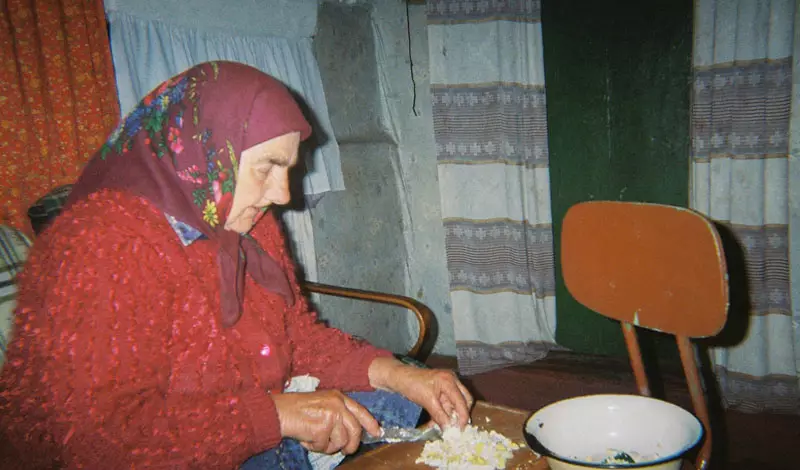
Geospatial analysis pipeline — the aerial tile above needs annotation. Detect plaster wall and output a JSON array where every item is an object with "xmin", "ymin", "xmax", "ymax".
[{"xmin": 311, "ymin": 1, "xmax": 455, "ymax": 355}]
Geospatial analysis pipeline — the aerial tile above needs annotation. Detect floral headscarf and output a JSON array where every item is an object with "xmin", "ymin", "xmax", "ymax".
[{"xmin": 67, "ymin": 61, "xmax": 312, "ymax": 327}]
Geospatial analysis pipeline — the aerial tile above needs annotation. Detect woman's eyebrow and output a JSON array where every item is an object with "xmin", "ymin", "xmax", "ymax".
[
  {"xmin": 268, "ymin": 152, "xmax": 299, "ymax": 167},
  {"xmin": 264, "ymin": 154, "xmax": 290, "ymax": 165}
]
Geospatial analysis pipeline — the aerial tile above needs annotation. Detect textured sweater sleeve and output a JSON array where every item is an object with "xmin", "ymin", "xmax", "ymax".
[
  {"xmin": 3, "ymin": 197, "xmax": 281, "ymax": 469},
  {"xmin": 251, "ymin": 214, "xmax": 393, "ymax": 391}
]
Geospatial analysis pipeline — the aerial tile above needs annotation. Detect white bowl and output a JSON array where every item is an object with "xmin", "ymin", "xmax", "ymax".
[{"xmin": 523, "ymin": 394, "xmax": 703, "ymax": 470}]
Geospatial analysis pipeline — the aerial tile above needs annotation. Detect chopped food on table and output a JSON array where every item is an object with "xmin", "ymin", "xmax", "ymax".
[{"xmin": 416, "ymin": 424, "xmax": 520, "ymax": 469}]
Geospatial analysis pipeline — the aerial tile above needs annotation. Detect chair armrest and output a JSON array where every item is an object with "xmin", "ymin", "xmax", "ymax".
[{"xmin": 301, "ymin": 281, "xmax": 433, "ymax": 361}]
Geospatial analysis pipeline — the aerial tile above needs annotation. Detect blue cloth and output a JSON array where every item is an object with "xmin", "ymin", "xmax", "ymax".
[
  {"xmin": 164, "ymin": 212, "xmax": 205, "ymax": 246},
  {"xmin": 240, "ymin": 390, "xmax": 422, "ymax": 470}
]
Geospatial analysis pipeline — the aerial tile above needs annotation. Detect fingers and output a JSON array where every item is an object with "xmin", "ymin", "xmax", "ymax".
[
  {"xmin": 339, "ymin": 401, "xmax": 370, "ymax": 455},
  {"xmin": 303, "ymin": 418, "xmax": 358, "ymax": 456},
  {"xmin": 457, "ymin": 381, "xmax": 474, "ymax": 408},
  {"xmin": 442, "ymin": 381, "xmax": 471, "ymax": 428},
  {"xmin": 404, "ymin": 369, "xmax": 469, "ymax": 430},
  {"xmin": 425, "ymin": 389, "xmax": 454, "ymax": 430},
  {"xmin": 304, "ymin": 435, "xmax": 329, "ymax": 453},
  {"xmin": 316, "ymin": 395, "xmax": 378, "ymax": 455},
  {"xmin": 324, "ymin": 421, "xmax": 349, "ymax": 455},
  {"xmin": 276, "ymin": 390, "xmax": 378, "ymax": 456},
  {"xmin": 307, "ymin": 413, "xmax": 337, "ymax": 453},
  {"xmin": 456, "ymin": 383, "xmax": 474, "ymax": 426},
  {"xmin": 343, "ymin": 395, "xmax": 381, "ymax": 438},
  {"xmin": 426, "ymin": 370, "xmax": 472, "ymax": 429},
  {"xmin": 440, "ymin": 394, "xmax": 455, "ymax": 418},
  {"xmin": 450, "ymin": 392, "xmax": 469, "ymax": 429},
  {"xmin": 339, "ymin": 422, "xmax": 363, "ymax": 455}
]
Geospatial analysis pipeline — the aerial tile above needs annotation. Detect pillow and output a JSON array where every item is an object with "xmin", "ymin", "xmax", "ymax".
[
  {"xmin": 0, "ymin": 226, "xmax": 31, "ymax": 370},
  {"xmin": 27, "ymin": 184, "xmax": 74, "ymax": 235}
]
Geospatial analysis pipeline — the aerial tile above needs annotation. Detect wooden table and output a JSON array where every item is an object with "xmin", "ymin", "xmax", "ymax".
[{"xmin": 340, "ymin": 401, "xmax": 548, "ymax": 469}]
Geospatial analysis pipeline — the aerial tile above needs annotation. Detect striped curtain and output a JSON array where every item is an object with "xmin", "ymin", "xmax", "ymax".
[
  {"xmin": 691, "ymin": 0, "xmax": 798, "ymax": 413},
  {"xmin": 427, "ymin": 0, "xmax": 557, "ymax": 375}
]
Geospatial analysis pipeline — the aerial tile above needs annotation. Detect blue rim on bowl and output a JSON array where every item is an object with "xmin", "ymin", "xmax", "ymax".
[{"xmin": 521, "ymin": 395, "xmax": 705, "ymax": 469}]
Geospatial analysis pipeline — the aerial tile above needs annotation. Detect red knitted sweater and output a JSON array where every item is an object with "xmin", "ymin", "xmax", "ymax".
[{"xmin": 0, "ymin": 190, "xmax": 390, "ymax": 469}]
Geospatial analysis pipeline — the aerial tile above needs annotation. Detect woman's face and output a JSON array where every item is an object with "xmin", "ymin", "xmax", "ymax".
[{"xmin": 224, "ymin": 132, "xmax": 301, "ymax": 233}]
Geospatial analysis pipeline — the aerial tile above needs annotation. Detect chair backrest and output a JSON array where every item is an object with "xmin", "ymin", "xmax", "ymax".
[
  {"xmin": 561, "ymin": 201, "xmax": 728, "ymax": 336},
  {"xmin": 561, "ymin": 201, "xmax": 729, "ymax": 470},
  {"xmin": 0, "ymin": 225, "xmax": 32, "ymax": 371}
]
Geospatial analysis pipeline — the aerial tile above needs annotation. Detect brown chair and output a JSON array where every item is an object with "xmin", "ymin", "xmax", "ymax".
[
  {"xmin": 560, "ymin": 201, "xmax": 729, "ymax": 470},
  {"xmin": 301, "ymin": 281, "xmax": 434, "ymax": 361}
]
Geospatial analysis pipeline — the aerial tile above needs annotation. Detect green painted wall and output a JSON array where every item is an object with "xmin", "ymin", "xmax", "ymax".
[{"xmin": 542, "ymin": 0, "xmax": 693, "ymax": 357}]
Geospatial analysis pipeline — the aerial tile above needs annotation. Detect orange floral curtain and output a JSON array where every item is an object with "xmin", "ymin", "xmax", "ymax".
[{"xmin": 0, "ymin": 0, "xmax": 118, "ymax": 234}]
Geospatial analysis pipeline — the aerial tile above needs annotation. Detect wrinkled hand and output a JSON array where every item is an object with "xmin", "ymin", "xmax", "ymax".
[
  {"xmin": 271, "ymin": 390, "xmax": 381, "ymax": 455},
  {"xmin": 369, "ymin": 357, "xmax": 474, "ymax": 430}
]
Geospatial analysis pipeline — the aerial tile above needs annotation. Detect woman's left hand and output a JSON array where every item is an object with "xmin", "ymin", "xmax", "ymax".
[{"xmin": 368, "ymin": 357, "xmax": 474, "ymax": 430}]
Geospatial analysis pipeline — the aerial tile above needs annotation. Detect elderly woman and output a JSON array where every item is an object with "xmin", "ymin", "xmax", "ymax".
[{"xmin": 0, "ymin": 62, "xmax": 471, "ymax": 469}]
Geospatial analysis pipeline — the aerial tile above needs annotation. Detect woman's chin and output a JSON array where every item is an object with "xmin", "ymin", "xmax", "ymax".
[
  {"xmin": 224, "ymin": 216, "xmax": 254, "ymax": 234},
  {"xmin": 225, "ymin": 206, "xmax": 269, "ymax": 233}
]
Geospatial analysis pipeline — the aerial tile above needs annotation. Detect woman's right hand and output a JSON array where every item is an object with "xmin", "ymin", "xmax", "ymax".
[{"xmin": 271, "ymin": 390, "xmax": 382, "ymax": 455}]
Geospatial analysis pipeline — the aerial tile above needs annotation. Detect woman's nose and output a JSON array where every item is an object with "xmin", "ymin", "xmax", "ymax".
[{"xmin": 266, "ymin": 172, "xmax": 291, "ymax": 206}]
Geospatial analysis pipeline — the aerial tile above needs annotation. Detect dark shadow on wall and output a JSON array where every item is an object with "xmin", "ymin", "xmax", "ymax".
[
  {"xmin": 703, "ymin": 222, "xmax": 751, "ymax": 347},
  {"xmin": 271, "ymin": 89, "xmax": 324, "ymax": 284},
  {"xmin": 699, "ymin": 222, "xmax": 751, "ymax": 470},
  {"xmin": 282, "ymin": 89, "xmax": 332, "ymax": 213}
]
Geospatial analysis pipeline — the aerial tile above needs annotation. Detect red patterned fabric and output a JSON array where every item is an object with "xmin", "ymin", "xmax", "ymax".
[
  {"xmin": 0, "ymin": 191, "xmax": 391, "ymax": 469},
  {"xmin": 0, "ymin": 0, "xmax": 119, "ymax": 235}
]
